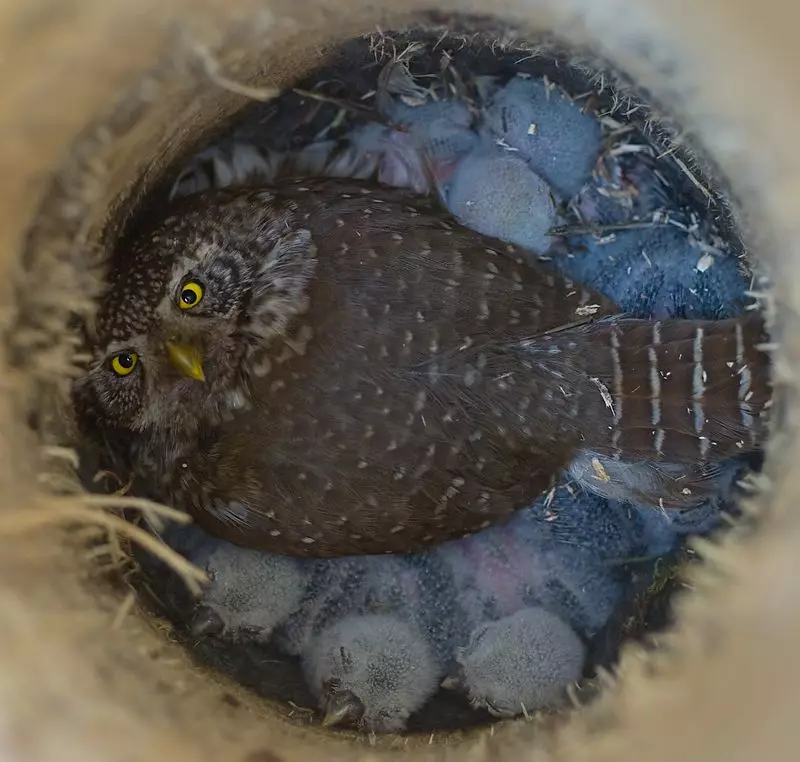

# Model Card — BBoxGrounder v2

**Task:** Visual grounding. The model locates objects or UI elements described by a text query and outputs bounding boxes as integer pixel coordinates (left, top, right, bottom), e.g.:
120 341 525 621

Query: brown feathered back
73 179 771 557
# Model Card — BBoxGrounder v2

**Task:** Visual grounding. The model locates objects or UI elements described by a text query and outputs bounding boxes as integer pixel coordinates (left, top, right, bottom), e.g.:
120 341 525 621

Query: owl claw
190 606 224 638
322 690 365 728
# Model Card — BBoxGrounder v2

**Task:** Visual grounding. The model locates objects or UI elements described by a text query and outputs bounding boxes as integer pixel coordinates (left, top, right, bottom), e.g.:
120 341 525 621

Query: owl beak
166 342 206 382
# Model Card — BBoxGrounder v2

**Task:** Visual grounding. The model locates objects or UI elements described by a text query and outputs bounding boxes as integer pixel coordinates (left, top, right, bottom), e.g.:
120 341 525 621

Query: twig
111 590 137 630
292 88 379 120
549 220 669 237
0 501 206 594
42 446 80 470
193 44 280 102
608 143 654 157
671 154 714 202
538 316 598 336
76 493 192 525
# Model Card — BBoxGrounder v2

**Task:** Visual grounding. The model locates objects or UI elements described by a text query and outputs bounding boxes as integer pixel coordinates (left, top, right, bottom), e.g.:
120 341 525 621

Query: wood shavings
495 137 520 152
695 252 716 272
377 55 430 108
541 74 557 99
591 457 611 482
576 303 602 316
691 239 726 258
193 44 280 102
671 154 714 202
42 446 81 470
566 683 582 709
589 376 614 412
744 289 772 303
598 115 626 131
111 590 137 630
608 143 653 157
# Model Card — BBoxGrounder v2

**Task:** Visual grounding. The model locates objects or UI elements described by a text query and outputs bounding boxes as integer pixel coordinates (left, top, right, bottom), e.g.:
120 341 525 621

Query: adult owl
73 178 770 557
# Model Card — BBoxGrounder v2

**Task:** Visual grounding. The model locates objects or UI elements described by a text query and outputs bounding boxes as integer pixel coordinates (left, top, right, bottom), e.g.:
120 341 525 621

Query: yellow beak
166 342 206 382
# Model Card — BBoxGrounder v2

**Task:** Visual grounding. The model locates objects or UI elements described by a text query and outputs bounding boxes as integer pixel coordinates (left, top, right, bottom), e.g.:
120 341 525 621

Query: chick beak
166 342 206 382
440 663 467 693
321 690 364 728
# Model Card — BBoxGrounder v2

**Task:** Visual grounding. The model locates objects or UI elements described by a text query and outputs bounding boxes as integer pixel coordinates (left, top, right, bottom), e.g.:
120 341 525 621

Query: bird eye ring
110 351 138 377
179 281 204 310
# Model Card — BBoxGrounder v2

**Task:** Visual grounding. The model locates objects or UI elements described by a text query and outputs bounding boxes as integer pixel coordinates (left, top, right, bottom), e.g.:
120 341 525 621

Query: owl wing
178 420 560 558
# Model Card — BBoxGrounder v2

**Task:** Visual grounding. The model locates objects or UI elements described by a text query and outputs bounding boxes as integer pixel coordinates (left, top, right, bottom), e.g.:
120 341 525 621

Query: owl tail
544 310 773 464
524 310 772 510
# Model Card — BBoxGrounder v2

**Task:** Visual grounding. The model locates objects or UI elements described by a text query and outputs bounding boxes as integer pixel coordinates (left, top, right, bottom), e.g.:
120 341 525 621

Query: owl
73 178 770 558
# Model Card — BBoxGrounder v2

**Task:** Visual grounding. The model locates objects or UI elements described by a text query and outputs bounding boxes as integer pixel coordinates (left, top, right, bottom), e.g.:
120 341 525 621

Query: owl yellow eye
179 281 204 310
110 352 138 377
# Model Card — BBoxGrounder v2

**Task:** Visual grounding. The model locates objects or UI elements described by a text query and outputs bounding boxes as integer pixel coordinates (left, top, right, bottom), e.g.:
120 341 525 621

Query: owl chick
481 75 603 198
73 176 770 558
186 534 309 642
443 606 586 718
302 612 443 733
276 554 427 658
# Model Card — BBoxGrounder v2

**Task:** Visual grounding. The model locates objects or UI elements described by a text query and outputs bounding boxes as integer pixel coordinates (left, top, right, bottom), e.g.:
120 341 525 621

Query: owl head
305 613 440 733
72 188 316 440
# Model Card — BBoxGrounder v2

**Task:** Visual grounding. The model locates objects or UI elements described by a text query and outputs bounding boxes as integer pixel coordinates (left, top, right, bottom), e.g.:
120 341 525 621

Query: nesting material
109 35 766 736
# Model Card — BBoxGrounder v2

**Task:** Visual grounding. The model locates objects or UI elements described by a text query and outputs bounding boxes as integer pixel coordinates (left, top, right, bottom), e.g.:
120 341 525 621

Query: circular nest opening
6 6 791 762
80 27 771 738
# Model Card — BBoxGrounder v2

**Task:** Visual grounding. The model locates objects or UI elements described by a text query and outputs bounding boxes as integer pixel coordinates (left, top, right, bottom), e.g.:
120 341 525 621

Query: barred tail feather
540 311 772 464
587 311 770 462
